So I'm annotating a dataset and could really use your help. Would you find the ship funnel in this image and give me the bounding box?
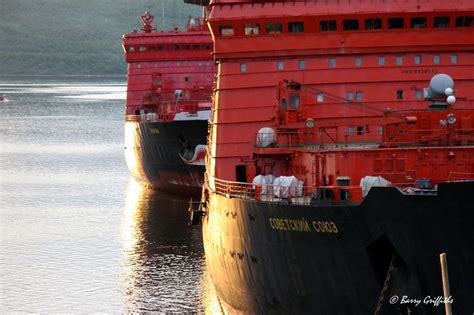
[424,74,455,109]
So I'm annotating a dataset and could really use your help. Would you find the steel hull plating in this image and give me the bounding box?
[202,181,474,314]
[124,120,207,196]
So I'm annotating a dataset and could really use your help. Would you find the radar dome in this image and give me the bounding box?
[447,95,456,104]
[256,127,276,148]
[429,74,454,98]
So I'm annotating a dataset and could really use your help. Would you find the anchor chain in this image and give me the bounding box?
[374,252,397,315]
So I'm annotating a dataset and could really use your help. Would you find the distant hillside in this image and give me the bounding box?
[0,0,201,76]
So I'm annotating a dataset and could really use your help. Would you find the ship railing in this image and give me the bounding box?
[213,178,314,205]
[212,178,363,205]
[256,131,382,150]
[255,127,474,149]
[447,171,474,181]
[125,113,174,122]
[125,115,141,122]
[382,128,474,147]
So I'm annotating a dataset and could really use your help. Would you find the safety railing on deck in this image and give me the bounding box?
[447,171,474,180]
[383,128,474,147]
[213,178,363,205]
[214,178,314,205]
[256,130,383,149]
[125,113,174,122]
[254,128,474,150]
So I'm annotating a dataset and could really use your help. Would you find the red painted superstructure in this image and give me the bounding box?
[122,12,215,194]
[204,1,474,188]
[123,12,214,121]
[197,1,474,313]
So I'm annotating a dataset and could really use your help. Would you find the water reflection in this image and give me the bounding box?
[121,180,223,313]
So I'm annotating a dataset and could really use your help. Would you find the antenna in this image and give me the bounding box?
[162,0,165,30]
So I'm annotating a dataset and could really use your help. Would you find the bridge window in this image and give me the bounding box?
[139,46,147,52]
[289,95,301,109]
[411,17,427,28]
[277,61,284,70]
[203,44,212,50]
[455,16,473,27]
[244,23,260,35]
[324,189,335,200]
[356,91,363,101]
[128,46,135,52]
[173,44,180,50]
[240,63,247,72]
[396,56,403,65]
[288,22,304,33]
[219,25,235,36]
[183,44,190,50]
[365,18,382,30]
[158,45,165,50]
[415,55,421,64]
[316,94,324,102]
[281,98,287,111]
[434,16,450,28]
[433,55,440,64]
[451,54,457,64]
[416,90,423,99]
[343,19,359,30]
[378,56,385,66]
[193,44,200,50]
[266,22,283,34]
[346,92,354,101]
[320,20,337,31]
[388,18,404,29]
[340,189,351,201]
[329,58,336,68]
[355,57,362,67]
[298,60,305,69]
[396,90,404,100]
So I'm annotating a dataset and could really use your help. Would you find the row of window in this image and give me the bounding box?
[345,54,458,68]
[219,15,473,36]
[344,89,423,102]
[131,61,214,69]
[127,43,212,53]
[281,89,425,110]
[239,54,459,72]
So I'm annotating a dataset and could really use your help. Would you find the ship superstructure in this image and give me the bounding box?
[195,0,474,313]
[123,11,215,195]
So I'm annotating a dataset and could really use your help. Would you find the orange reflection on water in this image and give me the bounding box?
[120,179,223,313]
[121,180,144,254]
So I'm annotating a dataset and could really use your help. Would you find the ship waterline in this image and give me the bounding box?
[124,119,208,196]
[203,180,474,314]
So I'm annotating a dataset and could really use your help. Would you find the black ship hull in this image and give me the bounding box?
[202,181,474,314]
[124,119,208,196]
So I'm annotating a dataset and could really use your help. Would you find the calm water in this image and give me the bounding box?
[0,78,221,313]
